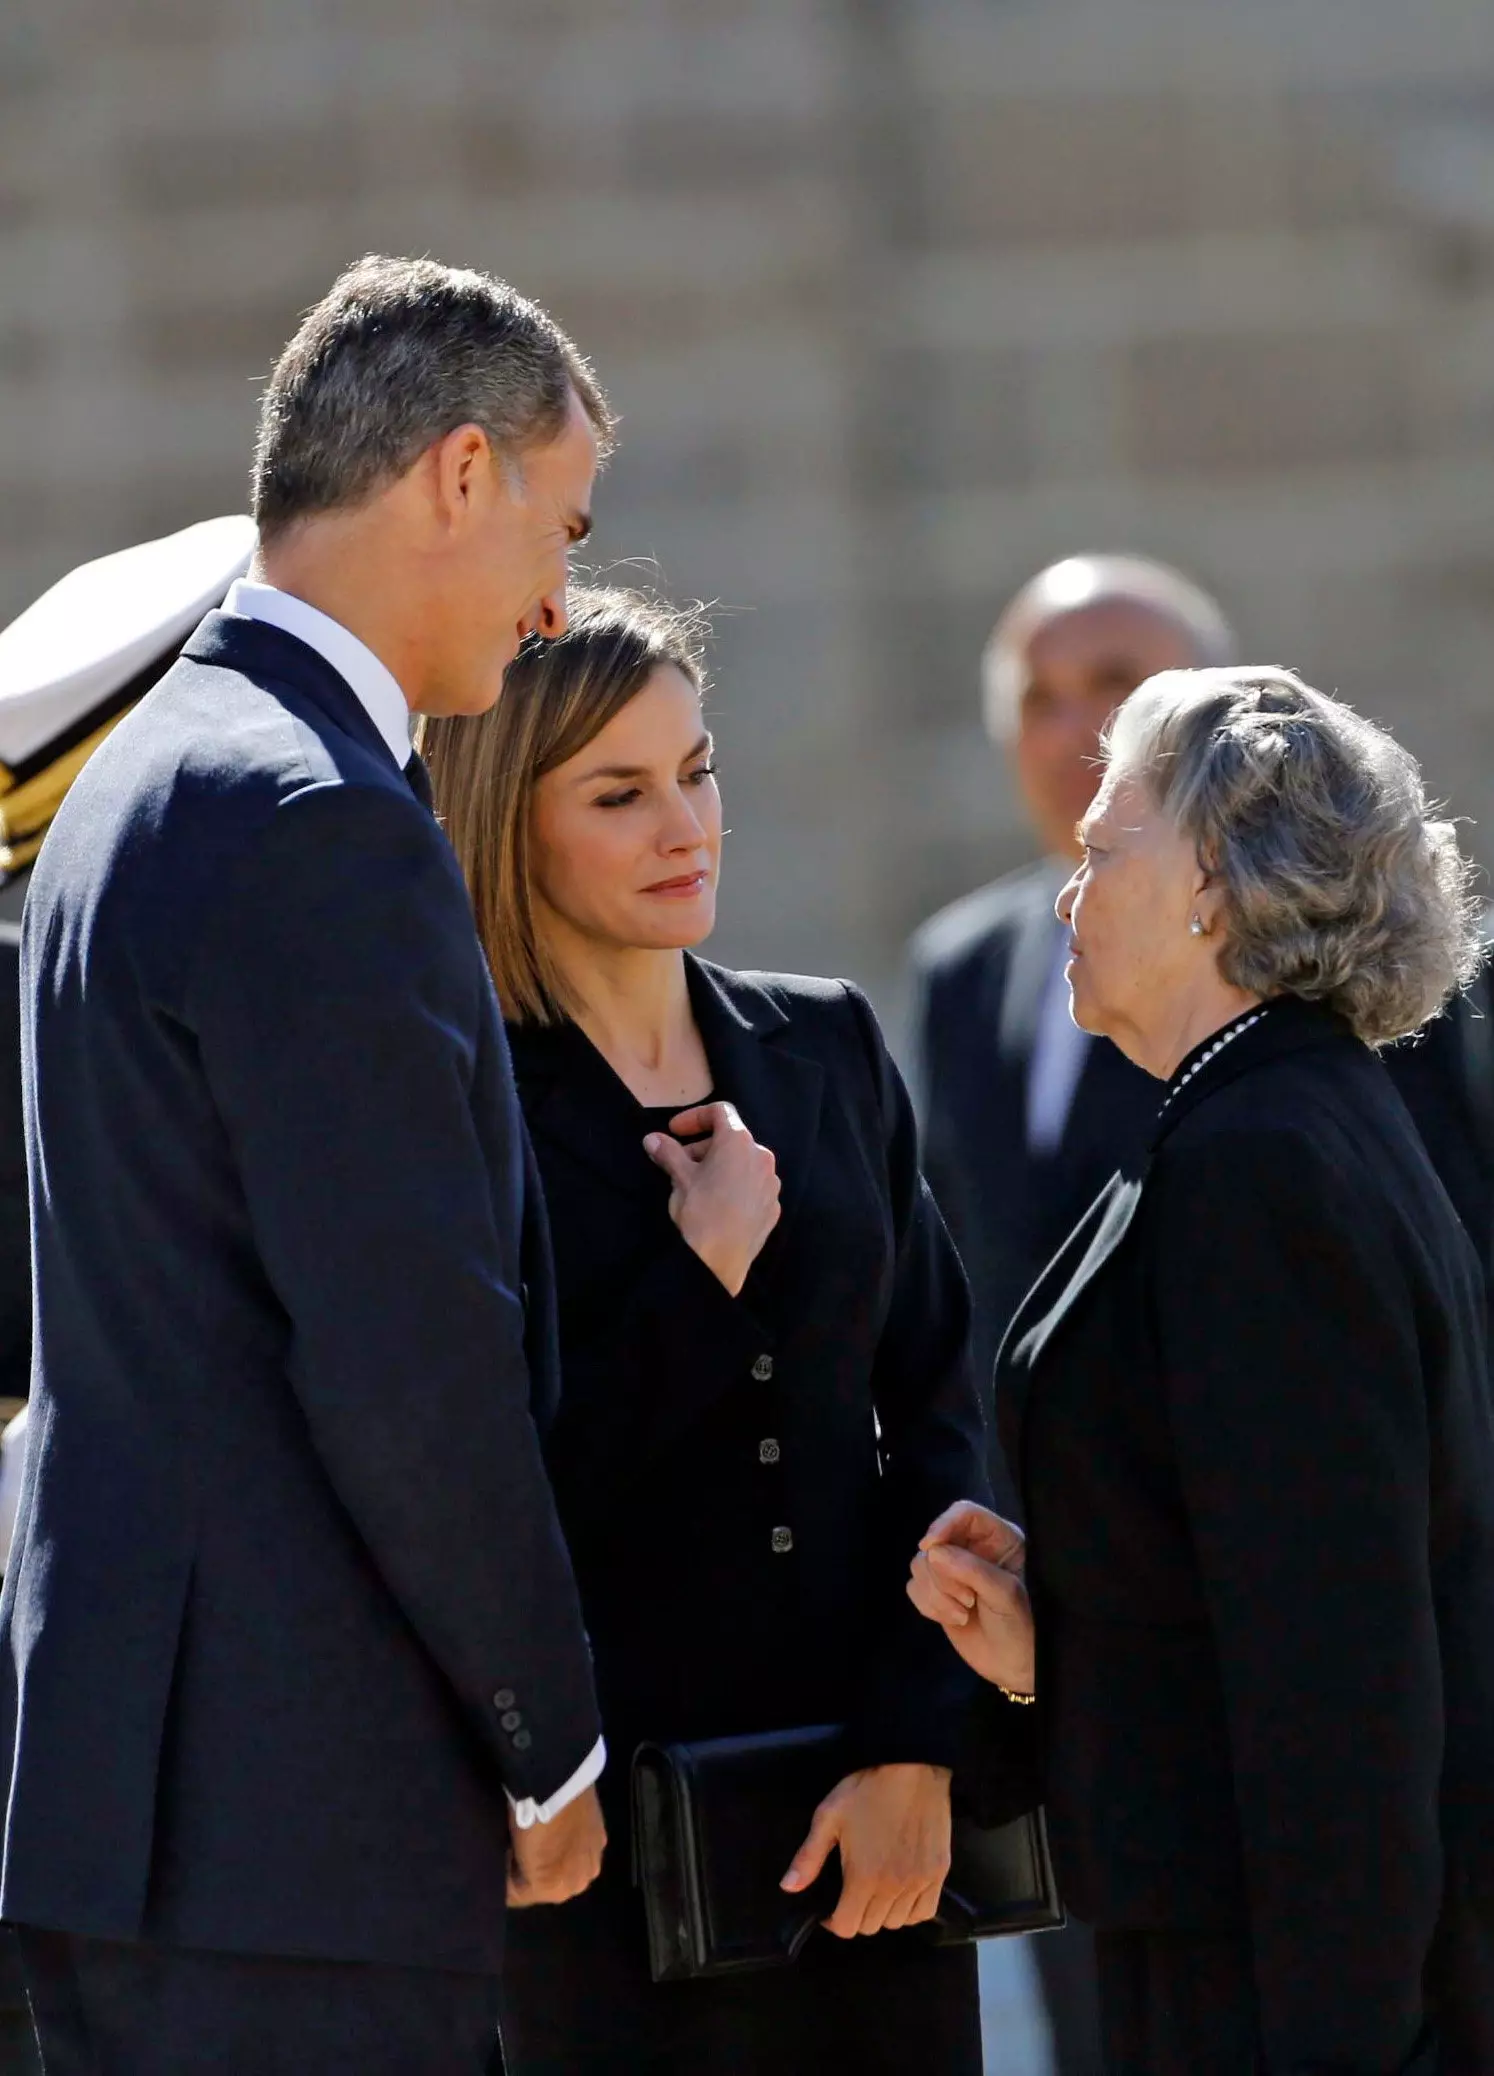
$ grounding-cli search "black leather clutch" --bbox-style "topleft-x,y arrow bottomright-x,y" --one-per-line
631,1722 -> 1063,1983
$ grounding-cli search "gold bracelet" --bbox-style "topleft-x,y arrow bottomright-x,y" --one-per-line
996,1684 -> 1036,1706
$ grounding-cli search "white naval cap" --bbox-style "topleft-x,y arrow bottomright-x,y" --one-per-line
0,514 -> 256,771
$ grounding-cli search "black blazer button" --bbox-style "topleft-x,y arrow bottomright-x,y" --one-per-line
751,1354 -> 774,1382
759,1438 -> 781,1465
501,1710 -> 523,1733
771,1526 -> 794,1554
494,1689 -> 517,1711
513,1728 -> 533,1752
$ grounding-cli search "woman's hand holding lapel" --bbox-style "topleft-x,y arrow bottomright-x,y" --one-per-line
644,1101 -> 781,1295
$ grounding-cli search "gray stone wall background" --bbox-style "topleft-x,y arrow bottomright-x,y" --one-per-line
4,0 -> 1494,1029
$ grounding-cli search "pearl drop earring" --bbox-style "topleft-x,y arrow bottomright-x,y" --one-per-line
1189,916 -> 1205,937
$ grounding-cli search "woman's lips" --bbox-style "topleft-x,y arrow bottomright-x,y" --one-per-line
642,872 -> 709,897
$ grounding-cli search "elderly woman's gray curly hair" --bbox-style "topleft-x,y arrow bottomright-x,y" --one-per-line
1103,666 -> 1485,1046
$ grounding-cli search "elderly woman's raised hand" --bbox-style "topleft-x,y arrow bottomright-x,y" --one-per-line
908,1501 -> 1036,1697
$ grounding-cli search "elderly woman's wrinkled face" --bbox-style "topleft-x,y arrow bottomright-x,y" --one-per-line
1056,766 -> 1213,1069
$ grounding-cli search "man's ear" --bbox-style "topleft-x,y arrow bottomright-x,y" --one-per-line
431,423 -> 494,526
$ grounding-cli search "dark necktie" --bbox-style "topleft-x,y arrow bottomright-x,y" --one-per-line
405,752 -> 434,812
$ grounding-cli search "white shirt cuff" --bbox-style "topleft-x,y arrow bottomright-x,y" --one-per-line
507,1736 -> 606,1830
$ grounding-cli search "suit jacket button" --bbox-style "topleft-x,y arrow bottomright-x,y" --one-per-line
513,1728 -> 533,1752
501,1710 -> 523,1733
771,1526 -> 793,1554
759,1438 -> 781,1465
493,1689 -> 517,1711
752,1354 -> 774,1382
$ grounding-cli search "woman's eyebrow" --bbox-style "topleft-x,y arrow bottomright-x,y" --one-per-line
572,735 -> 712,786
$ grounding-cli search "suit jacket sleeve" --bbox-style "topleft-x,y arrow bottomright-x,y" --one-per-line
840,983 -> 995,1773
186,784 -> 601,1803
1151,1128 -> 1443,2073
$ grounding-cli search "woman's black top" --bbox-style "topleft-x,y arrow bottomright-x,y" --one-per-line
995,995 -> 1494,2070
500,957 -> 990,2075
508,955 -> 988,1773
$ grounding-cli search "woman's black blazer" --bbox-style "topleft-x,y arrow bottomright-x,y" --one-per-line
507,956 -> 989,1776
997,997 -> 1494,2068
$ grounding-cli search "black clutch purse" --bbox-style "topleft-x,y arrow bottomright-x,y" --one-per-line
631,1723 -> 1062,1983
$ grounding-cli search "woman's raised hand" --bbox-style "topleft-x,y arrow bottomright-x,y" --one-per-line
644,1102 -> 781,1295
908,1500 -> 1036,1697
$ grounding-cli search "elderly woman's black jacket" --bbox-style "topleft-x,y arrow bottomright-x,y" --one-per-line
996,997 -> 1494,2070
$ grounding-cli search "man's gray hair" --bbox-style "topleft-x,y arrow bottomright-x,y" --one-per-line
983,553 -> 1236,742
251,255 -> 613,540
1104,666 -> 1483,1045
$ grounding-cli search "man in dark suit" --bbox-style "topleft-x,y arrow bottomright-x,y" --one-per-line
0,256 -> 613,2074
911,555 -> 1235,1514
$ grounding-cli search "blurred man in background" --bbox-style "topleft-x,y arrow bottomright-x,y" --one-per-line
909,549 -> 1494,2076
911,553 -> 1233,1508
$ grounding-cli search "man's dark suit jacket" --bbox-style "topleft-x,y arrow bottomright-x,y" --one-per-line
911,864 -> 1494,1508
0,611 -> 600,1974
998,999 -> 1494,2068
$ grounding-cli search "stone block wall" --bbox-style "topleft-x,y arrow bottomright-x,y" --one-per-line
3,0 -> 1493,1024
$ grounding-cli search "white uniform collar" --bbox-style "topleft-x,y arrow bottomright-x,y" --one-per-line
224,578 -> 413,770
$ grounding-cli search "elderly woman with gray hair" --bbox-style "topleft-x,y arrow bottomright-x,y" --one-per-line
910,668 -> 1494,2074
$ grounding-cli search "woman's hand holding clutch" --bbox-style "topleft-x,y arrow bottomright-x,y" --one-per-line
908,1501 -> 1036,1699
778,1762 -> 953,1938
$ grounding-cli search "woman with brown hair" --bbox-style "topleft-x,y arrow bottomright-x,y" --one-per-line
424,586 -> 989,2075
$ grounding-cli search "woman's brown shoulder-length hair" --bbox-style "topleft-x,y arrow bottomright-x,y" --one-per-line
423,584 -> 710,1026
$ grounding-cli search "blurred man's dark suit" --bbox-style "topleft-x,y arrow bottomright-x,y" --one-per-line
910,858 -> 1494,2076
912,864 -> 1153,1523
0,883 -> 27,1406
0,882 -> 29,2076
0,611 -> 602,2072
0,841 -> 37,1421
